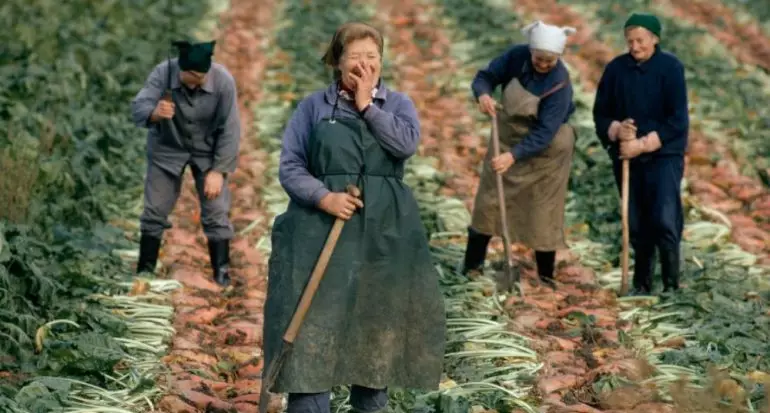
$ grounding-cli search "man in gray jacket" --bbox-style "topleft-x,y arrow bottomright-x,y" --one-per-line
131,40 -> 240,287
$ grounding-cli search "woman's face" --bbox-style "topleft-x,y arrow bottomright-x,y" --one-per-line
338,37 -> 382,90
530,49 -> 559,74
625,27 -> 658,62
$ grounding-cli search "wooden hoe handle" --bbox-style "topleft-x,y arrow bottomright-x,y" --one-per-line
282,184 -> 361,343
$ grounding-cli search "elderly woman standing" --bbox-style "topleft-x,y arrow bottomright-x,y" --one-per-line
461,21 -> 577,289
262,22 -> 446,413
593,13 -> 689,296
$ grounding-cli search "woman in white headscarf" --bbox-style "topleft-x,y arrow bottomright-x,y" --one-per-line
460,21 -> 578,289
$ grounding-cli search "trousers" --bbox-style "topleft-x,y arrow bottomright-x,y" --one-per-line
287,386 -> 388,413
139,161 -> 234,241
611,156 -> 684,252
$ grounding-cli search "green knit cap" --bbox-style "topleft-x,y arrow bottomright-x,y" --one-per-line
624,13 -> 662,38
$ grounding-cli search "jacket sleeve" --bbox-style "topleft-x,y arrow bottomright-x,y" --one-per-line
278,99 -> 330,207
211,72 -> 241,174
655,61 -> 689,147
131,62 -> 167,128
362,93 -> 420,159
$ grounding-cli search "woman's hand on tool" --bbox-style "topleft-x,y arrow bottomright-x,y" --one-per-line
491,152 -> 515,174
318,192 -> 364,220
477,94 -> 497,116
618,118 -> 636,141
151,100 -> 175,122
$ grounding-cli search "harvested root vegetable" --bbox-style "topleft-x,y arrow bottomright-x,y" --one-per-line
538,374 -> 582,394
598,384 -> 658,410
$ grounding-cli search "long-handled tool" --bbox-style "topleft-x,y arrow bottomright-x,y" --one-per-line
258,184 -> 361,413
620,159 -> 630,296
489,113 -> 521,296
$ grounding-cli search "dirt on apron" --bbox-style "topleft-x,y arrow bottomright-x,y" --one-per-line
470,77 -> 576,251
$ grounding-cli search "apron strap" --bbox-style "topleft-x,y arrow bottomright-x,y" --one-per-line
540,81 -> 568,99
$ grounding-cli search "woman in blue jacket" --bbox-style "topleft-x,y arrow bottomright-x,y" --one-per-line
461,21 -> 578,289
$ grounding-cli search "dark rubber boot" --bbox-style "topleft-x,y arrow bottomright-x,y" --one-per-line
628,246 -> 655,296
660,248 -> 680,293
208,239 -> 231,287
535,250 -> 557,289
460,226 -> 492,275
136,233 -> 162,274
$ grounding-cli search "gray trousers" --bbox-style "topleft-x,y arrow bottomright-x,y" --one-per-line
140,161 -> 234,241
287,386 -> 388,413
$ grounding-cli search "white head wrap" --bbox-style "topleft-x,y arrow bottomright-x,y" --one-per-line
521,20 -> 577,55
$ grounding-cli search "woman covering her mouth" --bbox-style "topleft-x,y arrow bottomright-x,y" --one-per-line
261,21 -> 446,413
461,20 -> 578,290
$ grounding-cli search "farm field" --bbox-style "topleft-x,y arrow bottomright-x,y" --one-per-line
0,0 -> 769,412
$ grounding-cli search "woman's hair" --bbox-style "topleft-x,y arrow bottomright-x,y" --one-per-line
321,22 -> 384,78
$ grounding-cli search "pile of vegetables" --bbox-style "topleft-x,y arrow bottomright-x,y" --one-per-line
0,0 -> 218,410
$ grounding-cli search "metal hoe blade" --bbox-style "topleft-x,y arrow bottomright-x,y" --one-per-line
258,342 -> 292,413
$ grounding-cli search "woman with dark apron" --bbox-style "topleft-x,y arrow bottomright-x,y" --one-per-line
461,21 -> 578,289
262,22 -> 446,413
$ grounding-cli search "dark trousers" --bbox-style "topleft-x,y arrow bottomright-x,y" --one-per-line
612,155 -> 684,291
140,161 -> 234,241
287,386 -> 388,413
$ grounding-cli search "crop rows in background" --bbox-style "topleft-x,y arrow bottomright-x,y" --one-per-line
0,0 -> 223,411
717,0 -> 770,35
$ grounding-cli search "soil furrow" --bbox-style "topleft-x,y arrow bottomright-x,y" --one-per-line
370,1 -> 653,411
510,0 -> 770,264
374,4 -> 484,208
156,1 -> 275,412
654,0 -> 770,72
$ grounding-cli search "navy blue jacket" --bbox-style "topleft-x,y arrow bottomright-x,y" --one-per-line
593,45 -> 689,160
471,44 -> 576,162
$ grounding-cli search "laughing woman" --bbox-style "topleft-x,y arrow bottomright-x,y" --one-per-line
461,21 -> 578,289
261,22 -> 446,413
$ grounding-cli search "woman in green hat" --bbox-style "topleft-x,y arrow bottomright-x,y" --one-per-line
593,13 -> 690,296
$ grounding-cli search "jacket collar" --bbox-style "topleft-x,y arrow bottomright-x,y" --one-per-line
624,44 -> 661,72
170,58 -> 215,93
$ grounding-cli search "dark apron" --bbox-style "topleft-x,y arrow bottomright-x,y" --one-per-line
262,114 -> 447,393
470,77 -> 576,251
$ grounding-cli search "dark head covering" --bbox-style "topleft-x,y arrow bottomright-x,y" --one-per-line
624,13 -> 662,38
173,40 -> 216,73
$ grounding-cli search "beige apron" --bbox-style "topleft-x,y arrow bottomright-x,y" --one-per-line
470,77 -> 576,251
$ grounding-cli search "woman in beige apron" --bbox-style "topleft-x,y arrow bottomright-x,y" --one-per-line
461,21 -> 578,289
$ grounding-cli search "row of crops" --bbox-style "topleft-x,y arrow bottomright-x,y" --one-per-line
0,0 -> 220,411
718,0 -> 770,35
